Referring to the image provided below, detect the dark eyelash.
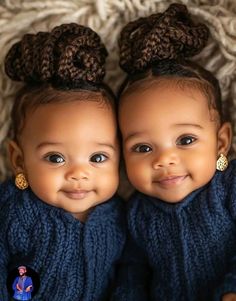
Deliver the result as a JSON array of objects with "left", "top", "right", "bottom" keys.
[
  {"left": 176, "top": 136, "right": 197, "bottom": 146},
  {"left": 131, "top": 144, "right": 152, "bottom": 152},
  {"left": 90, "top": 153, "right": 108, "bottom": 163},
  {"left": 44, "top": 153, "right": 65, "bottom": 163}
]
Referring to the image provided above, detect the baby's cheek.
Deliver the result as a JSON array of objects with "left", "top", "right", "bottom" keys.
[
  {"left": 98, "top": 172, "right": 119, "bottom": 197},
  {"left": 127, "top": 163, "right": 147, "bottom": 188}
]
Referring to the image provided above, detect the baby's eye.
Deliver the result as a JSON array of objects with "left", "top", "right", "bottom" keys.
[
  {"left": 45, "top": 154, "right": 65, "bottom": 164},
  {"left": 176, "top": 136, "right": 196, "bottom": 146},
  {"left": 90, "top": 154, "right": 108, "bottom": 163},
  {"left": 132, "top": 144, "right": 152, "bottom": 153}
]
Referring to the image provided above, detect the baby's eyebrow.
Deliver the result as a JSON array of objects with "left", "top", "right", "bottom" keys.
[
  {"left": 124, "top": 131, "right": 146, "bottom": 143},
  {"left": 36, "top": 142, "right": 62, "bottom": 149},
  {"left": 36, "top": 142, "right": 116, "bottom": 151},
  {"left": 174, "top": 123, "right": 203, "bottom": 129},
  {"left": 96, "top": 143, "right": 116, "bottom": 151}
]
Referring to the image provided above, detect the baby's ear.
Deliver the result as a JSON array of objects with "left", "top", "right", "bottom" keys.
[
  {"left": 8, "top": 140, "right": 25, "bottom": 175},
  {"left": 217, "top": 122, "right": 232, "bottom": 156}
]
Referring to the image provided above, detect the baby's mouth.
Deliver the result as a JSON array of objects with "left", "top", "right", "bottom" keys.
[
  {"left": 62, "top": 189, "right": 91, "bottom": 200},
  {"left": 153, "top": 175, "right": 188, "bottom": 187}
]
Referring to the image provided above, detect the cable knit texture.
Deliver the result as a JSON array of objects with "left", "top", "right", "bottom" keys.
[
  {"left": 114, "top": 159, "right": 236, "bottom": 301},
  {"left": 0, "top": 180, "right": 126, "bottom": 301}
]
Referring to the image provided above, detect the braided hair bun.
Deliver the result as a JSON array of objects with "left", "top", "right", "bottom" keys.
[
  {"left": 5, "top": 23, "right": 108, "bottom": 86},
  {"left": 119, "top": 3, "right": 209, "bottom": 74}
]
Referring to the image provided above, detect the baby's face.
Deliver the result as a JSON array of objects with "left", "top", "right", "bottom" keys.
[
  {"left": 17, "top": 99, "right": 119, "bottom": 220},
  {"left": 119, "top": 81, "right": 230, "bottom": 203}
]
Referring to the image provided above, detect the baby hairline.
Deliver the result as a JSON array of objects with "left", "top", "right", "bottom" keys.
[
  {"left": 118, "top": 75, "right": 223, "bottom": 125},
  {"left": 10, "top": 83, "right": 116, "bottom": 141}
]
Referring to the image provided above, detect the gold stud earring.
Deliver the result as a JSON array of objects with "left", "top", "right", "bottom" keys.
[
  {"left": 216, "top": 154, "right": 228, "bottom": 171},
  {"left": 15, "top": 173, "right": 28, "bottom": 190}
]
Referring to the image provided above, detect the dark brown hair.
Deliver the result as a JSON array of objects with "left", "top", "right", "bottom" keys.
[
  {"left": 118, "top": 3, "right": 224, "bottom": 122},
  {"left": 5, "top": 23, "right": 115, "bottom": 139}
]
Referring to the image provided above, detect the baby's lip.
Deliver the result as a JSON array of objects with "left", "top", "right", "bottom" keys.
[
  {"left": 153, "top": 175, "right": 187, "bottom": 187},
  {"left": 62, "top": 189, "right": 92, "bottom": 200}
]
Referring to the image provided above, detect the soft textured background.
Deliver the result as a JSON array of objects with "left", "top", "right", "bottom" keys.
[{"left": 0, "top": 0, "right": 236, "bottom": 190}]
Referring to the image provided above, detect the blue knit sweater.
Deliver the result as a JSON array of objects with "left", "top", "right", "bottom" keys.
[
  {"left": 113, "top": 160, "right": 236, "bottom": 301},
  {"left": 0, "top": 180, "right": 126, "bottom": 301}
]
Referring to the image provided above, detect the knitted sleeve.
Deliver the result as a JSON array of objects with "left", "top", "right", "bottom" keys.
[
  {"left": 214, "top": 160, "right": 236, "bottom": 300},
  {"left": 0, "top": 211, "right": 11, "bottom": 299},
  {"left": 0, "top": 179, "right": 14, "bottom": 209},
  {"left": 0, "top": 181, "right": 32, "bottom": 300},
  {"left": 111, "top": 232, "right": 151, "bottom": 301}
]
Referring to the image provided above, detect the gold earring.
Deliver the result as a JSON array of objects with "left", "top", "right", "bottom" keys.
[
  {"left": 216, "top": 154, "right": 228, "bottom": 171},
  {"left": 15, "top": 173, "right": 28, "bottom": 190}
]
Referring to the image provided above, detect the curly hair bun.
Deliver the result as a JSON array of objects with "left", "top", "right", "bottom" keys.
[
  {"left": 119, "top": 3, "right": 209, "bottom": 74},
  {"left": 5, "top": 23, "right": 108, "bottom": 85}
]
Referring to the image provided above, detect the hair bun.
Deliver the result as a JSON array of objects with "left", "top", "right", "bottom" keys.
[
  {"left": 119, "top": 3, "right": 209, "bottom": 74},
  {"left": 5, "top": 23, "right": 108, "bottom": 86}
]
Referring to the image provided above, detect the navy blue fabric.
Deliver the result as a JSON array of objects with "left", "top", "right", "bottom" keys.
[
  {"left": 113, "top": 160, "right": 236, "bottom": 301},
  {"left": 0, "top": 180, "right": 126, "bottom": 301}
]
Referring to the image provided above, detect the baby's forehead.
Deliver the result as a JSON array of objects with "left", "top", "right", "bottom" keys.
[
  {"left": 121, "top": 80, "right": 208, "bottom": 107},
  {"left": 119, "top": 81, "right": 220, "bottom": 132},
  {"left": 120, "top": 77, "right": 218, "bottom": 114},
  {"left": 18, "top": 99, "right": 118, "bottom": 147}
]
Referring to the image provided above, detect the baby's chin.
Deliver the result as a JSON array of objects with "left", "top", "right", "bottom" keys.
[{"left": 142, "top": 190, "right": 192, "bottom": 203}]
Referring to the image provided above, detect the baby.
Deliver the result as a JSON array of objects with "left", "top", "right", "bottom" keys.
[
  {"left": 113, "top": 3, "right": 236, "bottom": 301},
  {"left": 0, "top": 23, "right": 125, "bottom": 300}
]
